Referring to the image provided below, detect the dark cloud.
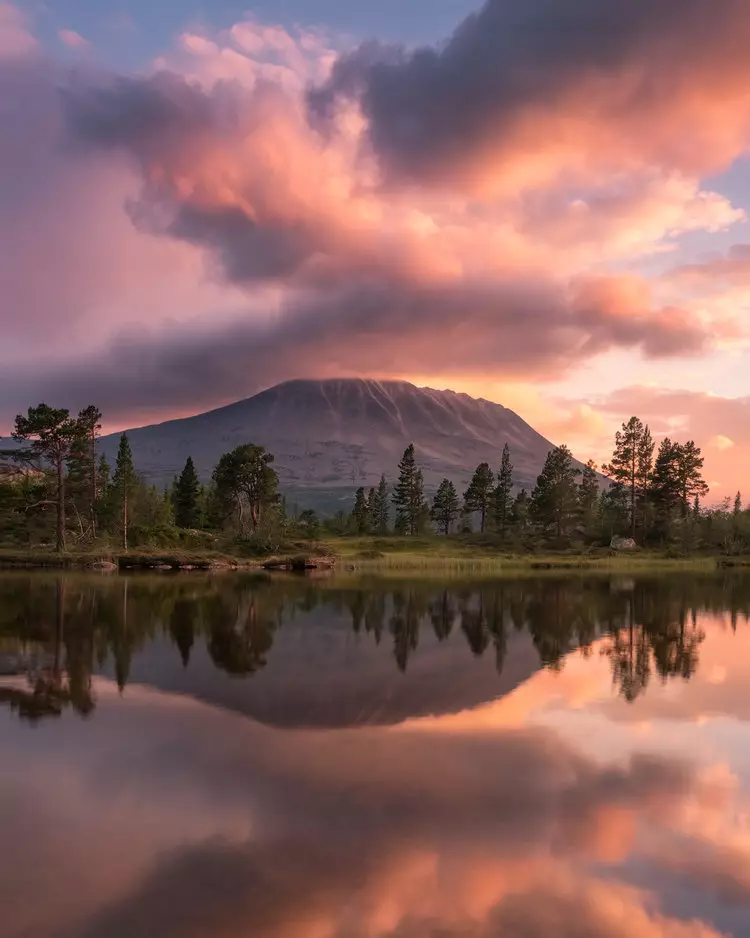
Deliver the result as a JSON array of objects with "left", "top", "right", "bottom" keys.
[
  {"left": 0, "top": 274, "right": 710, "bottom": 426},
  {"left": 310, "top": 0, "right": 750, "bottom": 188}
]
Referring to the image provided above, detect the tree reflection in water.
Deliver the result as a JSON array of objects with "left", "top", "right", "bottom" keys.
[{"left": 0, "top": 571, "right": 747, "bottom": 720}]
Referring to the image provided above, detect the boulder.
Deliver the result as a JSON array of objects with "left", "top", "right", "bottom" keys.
[{"left": 610, "top": 536, "right": 637, "bottom": 551}]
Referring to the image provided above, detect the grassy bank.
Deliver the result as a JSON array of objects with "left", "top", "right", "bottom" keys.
[
  {"left": 318, "top": 536, "right": 722, "bottom": 574},
  {"left": 0, "top": 536, "right": 743, "bottom": 575}
]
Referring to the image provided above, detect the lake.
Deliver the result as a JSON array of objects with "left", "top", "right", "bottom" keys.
[{"left": 2, "top": 571, "right": 750, "bottom": 938}]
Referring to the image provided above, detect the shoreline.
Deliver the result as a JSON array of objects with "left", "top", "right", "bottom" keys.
[{"left": 1, "top": 544, "right": 747, "bottom": 575}]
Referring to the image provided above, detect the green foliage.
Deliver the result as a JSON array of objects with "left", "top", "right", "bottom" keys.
[
  {"left": 352, "top": 486, "right": 369, "bottom": 535},
  {"left": 431, "top": 478, "right": 460, "bottom": 535},
  {"left": 602, "top": 416, "right": 653, "bottom": 538},
  {"left": 174, "top": 457, "right": 201, "bottom": 529},
  {"left": 212, "top": 444, "right": 279, "bottom": 534},
  {"left": 578, "top": 459, "right": 600, "bottom": 531},
  {"left": 463, "top": 462, "right": 495, "bottom": 532},
  {"left": 530, "top": 446, "right": 580, "bottom": 537},
  {"left": 392, "top": 444, "right": 428, "bottom": 535},
  {"left": 493, "top": 444, "right": 514, "bottom": 534},
  {"left": 369, "top": 475, "right": 390, "bottom": 534},
  {"left": 13, "top": 404, "right": 88, "bottom": 551}
]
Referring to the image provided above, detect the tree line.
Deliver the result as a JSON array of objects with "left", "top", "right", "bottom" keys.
[
  {"left": 0, "top": 401, "right": 742, "bottom": 554},
  {"left": 2, "top": 403, "right": 282, "bottom": 552},
  {"left": 345, "top": 417, "right": 733, "bottom": 551}
]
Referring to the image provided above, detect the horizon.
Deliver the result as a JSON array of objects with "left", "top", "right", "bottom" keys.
[{"left": 1, "top": 0, "right": 749, "bottom": 495}]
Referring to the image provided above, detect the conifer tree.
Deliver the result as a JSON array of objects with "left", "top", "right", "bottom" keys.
[
  {"left": 174, "top": 456, "right": 201, "bottom": 529},
  {"left": 463, "top": 462, "right": 495, "bottom": 532},
  {"left": 371, "top": 475, "right": 390, "bottom": 534},
  {"left": 578, "top": 459, "right": 600, "bottom": 531},
  {"left": 392, "top": 445, "right": 427, "bottom": 535},
  {"left": 431, "top": 479, "right": 460, "bottom": 535},
  {"left": 676, "top": 441, "right": 709, "bottom": 517},
  {"left": 493, "top": 444, "right": 514, "bottom": 534},
  {"left": 530, "top": 446, "right": 580, "bottom": 537},
  {"left": 113, "top": 434, "right": 137, "bottom": 550},
  {"left": 352, "top": 486, "right": 369, "bottom": 534},
  {"left": 13, "top": 404, "right": 87, "bottom": 551},
  {"left": 735, "top": 492, "right": 743, "bottom": 516},
  {"left": 511, "top": 489, "right": 530, "bottom": 529},
  {"left": 603, "top": 417, "right": 652, "bottom": 538}
]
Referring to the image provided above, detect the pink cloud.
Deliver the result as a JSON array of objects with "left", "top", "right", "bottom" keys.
[{"left": 58, "top": 28, "right": 89, "bottom": 50}]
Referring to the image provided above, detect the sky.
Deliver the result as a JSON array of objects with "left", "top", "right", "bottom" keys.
[{"left": 3, "top": 0, "right": 750, "bottom": 496}]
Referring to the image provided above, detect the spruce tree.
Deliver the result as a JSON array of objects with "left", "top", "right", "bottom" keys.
[
  {"left": 578, "top": 459, "right": 600, "bottom": 533},
  {"left": 392, "top": 445, "right": 427, "bottom": 535},
  {"left": 371, "top": 475, "right": 390, "bottom": 534},
  {"left": 493, "top": 444, "right": 514, "bottom": 534},
  {"left": 113, "top": 434, "right": 137, "bottom": 550},
  {"left": 650, "top": 438, "right": 681, "bottom": 540},
  {"left": 463, "top": 462, "right": 495, "bottom": 532},
  {"left": 735, "top": 492, "right": 743, "bottom": 516},
  {"left": 675, "top": 441, "right": 708, "bottom": 517},
  {"left": 174, "top": 456, "right": 201, "bottom": 529},
  {"left": 352, "top": 486, "right": 369, "bottom": 534},
  {"left": 431, "top": 478, "right": 459, "bottom": 535},
  {"left": 511, "top": 489, "right": 530, "bottom": 530},
  {"left": 530, "top": 445, "right": 580, "bottom": 537}
]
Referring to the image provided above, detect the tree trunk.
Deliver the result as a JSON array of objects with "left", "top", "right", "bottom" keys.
[
  {"left": 56, "top": 457, "right": 66, "bottom": 552},
  {"left": 90, "top": 431, "right": 97, "bottom": 539},
  {"left": 122, "top": 491, "right": 128, "bottom": 551}
]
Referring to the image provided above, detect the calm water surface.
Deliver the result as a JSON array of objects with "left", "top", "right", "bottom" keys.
[{"left": 3, "top": 571, "right": 750, "bottom": 938}]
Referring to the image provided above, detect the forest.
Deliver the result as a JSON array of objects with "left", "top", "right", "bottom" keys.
[{"left": 1, "top": 404, "right": 748, "bottom": 558}]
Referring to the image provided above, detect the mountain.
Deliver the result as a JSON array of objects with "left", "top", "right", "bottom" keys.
[{"left": 97, "top": 378, "right": 585, "bottom": 510}]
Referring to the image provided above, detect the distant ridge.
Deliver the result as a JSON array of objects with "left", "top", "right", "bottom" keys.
[{"left": 96, "top": 378, "right": 588, "bottom": 511}]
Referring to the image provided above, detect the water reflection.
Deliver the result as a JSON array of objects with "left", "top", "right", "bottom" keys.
[
  {"left": 3, "top": 572, "right": 750, "bottom": 938},
  {"left": 0, "top": 573, "right": 741, "bottom": 719}
]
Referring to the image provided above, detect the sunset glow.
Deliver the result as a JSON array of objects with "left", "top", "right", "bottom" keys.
[{"left": 3, "top": 0, "right": 750, "bottom": 492}]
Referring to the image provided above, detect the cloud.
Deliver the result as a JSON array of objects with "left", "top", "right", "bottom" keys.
[
  {"left": 1, "top": 676, "right": 733, "bottom": 938},
  {"left": 0, "top": 2, "right": 36, "bottom": 58},
  {"left": 310, "top": 0, "right": 750, "bottom": 195},
  {"left": 58, "top": 29, "right": 90, "bottom": 50},
  {"left": 0, "top": 2, "right": 745, "bottom": 431},
  {"left": 553, "top": 386, "right": 750, "bottom": 495}
]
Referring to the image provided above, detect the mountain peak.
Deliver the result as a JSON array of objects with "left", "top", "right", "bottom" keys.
[{"left": 100, "top": 377, "right": 566, "bottom": 511}]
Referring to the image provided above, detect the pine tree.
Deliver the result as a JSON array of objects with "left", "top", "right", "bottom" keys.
[
  {"left": 493, "top": 444, "right": 513, "bottom": 534},
  {"left": 675, "top": 441, "right": 708, "bottom": 517},
  {"left": 578, "top": 459, "right": 599, "bottom": 533},
  {"left": 463, "top": 462, "right": 495, "bottom": 533},
  {"left": 603, "top": 417, "right": 651, "bottom": 538},
  {"left": 371, "top": 475, "right": 390, "bottom": 534},
  {"left": 735, "top": 492, "right": 743, "bottom": 516},
  {"left": 352, "top": 486, "right": 369, "bottom": 534},
  {"left": 392, "top": 445, "right": 427, "bottom": 535},
  {"left": 113, "top": 434, "right": 137, "bottom": 550},
  {"left": 431, "top": 479, "right": 459, "bottom": 535},
  {"left": 13, "top": 404, "right": 87, "bottom": 551},
  {"left": 511, "top": 489, "right": 530, "bottom": 529},
  {"left": 637, "top": 425, "right": 655, "bottom": 534},
  {"left": 650, "top": 438, "right": 681, "bottom": 540},
  {"left": 174, "top": 456, "right": 201, "bottom": 529},
  {"left": 530, "top": 446, "right": 580, "bottom": 537}
]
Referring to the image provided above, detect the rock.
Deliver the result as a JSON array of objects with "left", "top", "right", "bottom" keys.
[
  {"left": 610, "top": 536, "right": 637, "bottom": 551},
  {"left": 88, "top": 560, "right": 117, "bottom": 572}
]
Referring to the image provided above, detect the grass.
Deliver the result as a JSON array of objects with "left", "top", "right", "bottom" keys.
[
  {"left": 315, "top": 535, "right": 723, "bottom": 574},
  {"left": 0, "top": 535, "right": 740, "bottom": 576}
]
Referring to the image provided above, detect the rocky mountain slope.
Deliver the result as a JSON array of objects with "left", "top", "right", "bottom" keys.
[{"left": 94, "top": 378, "right": 586, "bottom": 511}]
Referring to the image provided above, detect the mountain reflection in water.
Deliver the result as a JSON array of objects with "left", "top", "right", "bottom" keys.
[{"left": 2, "top": 571, "right": 750, "bottom": 938}]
